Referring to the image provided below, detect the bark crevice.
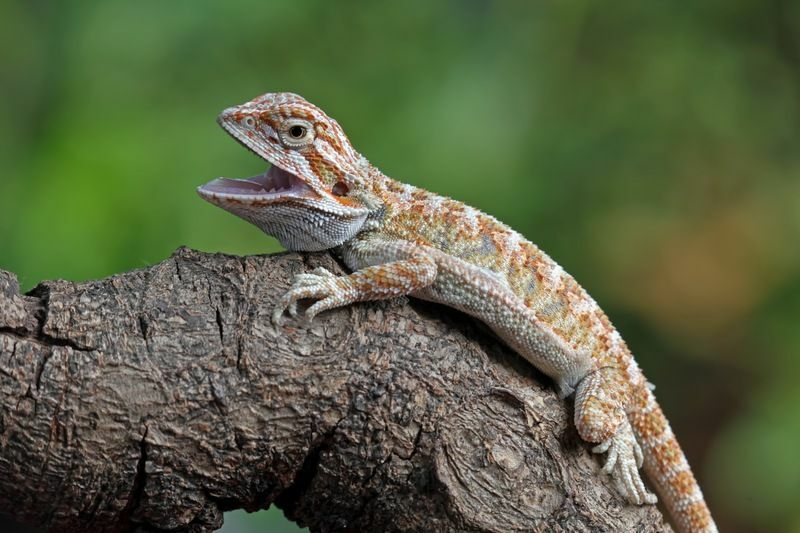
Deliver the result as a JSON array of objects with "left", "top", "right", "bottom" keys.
[{"left": 116, "top": 426, "right": 149, "bottom": 533}]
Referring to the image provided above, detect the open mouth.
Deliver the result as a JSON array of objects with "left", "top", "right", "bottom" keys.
[{"left": 197, "top": 165, "right": 313, "bottom": 202}]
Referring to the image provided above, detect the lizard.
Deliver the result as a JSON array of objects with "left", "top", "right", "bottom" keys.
[{"left": 196, "top": 92, "right": 718, "bottom": 533}]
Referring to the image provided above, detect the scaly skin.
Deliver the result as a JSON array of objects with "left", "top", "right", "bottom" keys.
[{"left": 197, "top": 92, "right": 717, "bottom": 532}]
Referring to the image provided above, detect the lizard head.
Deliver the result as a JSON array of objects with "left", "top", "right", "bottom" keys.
[{"left": 197, "top": 92, "right": 377, "bottom": 251}]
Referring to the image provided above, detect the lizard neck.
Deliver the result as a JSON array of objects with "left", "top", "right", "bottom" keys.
[{"left": 348, "top": 164, "right": 410, "bottom": 233}]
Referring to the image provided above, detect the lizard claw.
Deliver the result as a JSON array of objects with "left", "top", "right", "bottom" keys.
[
  {"left": 592, "top": 423, "right": 656, "bottom": 506},
  {"left": 272, "top": 268, "right": 349, "bottom": 325},
  {"left": 271, "top": 306, "right": 286, "bottom": 326}
]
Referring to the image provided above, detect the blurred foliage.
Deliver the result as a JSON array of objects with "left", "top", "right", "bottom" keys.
[{"left": 1, "top": 1, "right": 799, "bottom": 532}]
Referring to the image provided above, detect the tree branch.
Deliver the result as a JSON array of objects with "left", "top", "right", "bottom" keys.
[{"left": 0, "top": 248, "right": 667, "bottom": 532}]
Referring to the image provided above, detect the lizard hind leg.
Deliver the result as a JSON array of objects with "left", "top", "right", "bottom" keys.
[{"left": 575, "top": 369, "right": 657, "bottom": 506}]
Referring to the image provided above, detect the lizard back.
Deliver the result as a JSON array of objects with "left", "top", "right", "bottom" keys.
[{"left": 374, "top": 174, "right": 641, "bottom": 383}]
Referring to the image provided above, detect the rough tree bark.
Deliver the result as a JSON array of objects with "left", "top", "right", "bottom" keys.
[{"left": 0, "top": 248, "right": 668, "bottom": 532}]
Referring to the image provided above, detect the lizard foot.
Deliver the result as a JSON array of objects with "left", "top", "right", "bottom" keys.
[
  {"left": 272, "top": 267, "right": 350, "bottom": 325},
  {"left": 592, "top": 422, "right": 657, "bottom": 505}
]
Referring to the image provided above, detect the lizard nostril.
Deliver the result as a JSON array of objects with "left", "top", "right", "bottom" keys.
[{"left": 331, "top": 182, "right": 349, "bottom": 197}]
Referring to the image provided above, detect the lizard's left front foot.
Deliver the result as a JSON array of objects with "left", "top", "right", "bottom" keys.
[
  {"left": 272, "top": 267, "right": 353, "bottom": 324},
  {"left": 592, "top": 422, "right": 657, "bottom": 505}
]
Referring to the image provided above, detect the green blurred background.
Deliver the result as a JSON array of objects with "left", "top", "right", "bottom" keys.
[{"left": 1, "top": 1, "right": 799, "bottom": 531}]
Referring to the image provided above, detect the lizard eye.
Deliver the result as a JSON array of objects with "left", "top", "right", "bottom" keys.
[
  {"left": 280, "top": 119, "right": 314, "bottom": 148},
  {"left": 331, "top": 181, "right": 349, "bottom": 197}
]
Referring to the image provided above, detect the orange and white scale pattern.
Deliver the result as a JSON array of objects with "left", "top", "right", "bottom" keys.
[{"left": 202, "top": 92, "right": 716, "bottom": 533}]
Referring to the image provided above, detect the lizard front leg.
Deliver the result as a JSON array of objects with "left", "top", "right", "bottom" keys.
[{"left": 273, "top": 238, "right": 437, "bottom": 324}]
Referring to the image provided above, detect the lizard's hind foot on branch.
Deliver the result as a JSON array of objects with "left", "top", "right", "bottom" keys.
[{"left": 593, "top": 422, "right": 657, "bottom": 506}]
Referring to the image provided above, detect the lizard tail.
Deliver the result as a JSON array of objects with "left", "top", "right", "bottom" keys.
[{"left": 629, "top": 387, "right": 718, "bottom": 533}]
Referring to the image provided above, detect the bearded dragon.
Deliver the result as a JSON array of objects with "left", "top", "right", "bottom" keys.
[{"left": 197, "top": 92, "right": 717, "bottom": 532}]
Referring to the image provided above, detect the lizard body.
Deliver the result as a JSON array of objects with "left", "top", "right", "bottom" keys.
[{"left": 197, "top": 92, "right": 717, "bottom": 532}]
